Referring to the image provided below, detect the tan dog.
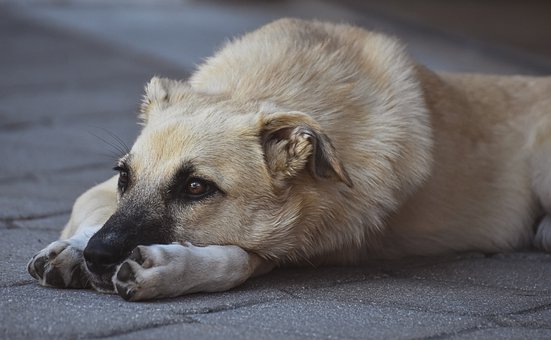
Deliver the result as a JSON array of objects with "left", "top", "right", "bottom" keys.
[{"left": 27, "top": 19, "right": 551, "bottom": 301}]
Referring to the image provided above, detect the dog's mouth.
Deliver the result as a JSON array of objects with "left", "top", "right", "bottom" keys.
[{"left": 83, "top": 262, "right": 117, "bottom": 293}]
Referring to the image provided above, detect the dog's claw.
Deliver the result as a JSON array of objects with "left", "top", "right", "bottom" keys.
[{"left": 114, "top": 260, "right": 140, "bottom": 301}]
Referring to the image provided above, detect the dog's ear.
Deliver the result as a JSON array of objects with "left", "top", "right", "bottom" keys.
[
  {"left": 261, "top": 111, "right": 353, "bottom": 188},
  {"left": 139, "top": 77, "right": 187, "bottom": 123}
]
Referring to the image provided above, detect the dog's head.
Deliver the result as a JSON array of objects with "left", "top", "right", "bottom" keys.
[{"left": 83, "top": 77, "right": 352, "bottom": 289}]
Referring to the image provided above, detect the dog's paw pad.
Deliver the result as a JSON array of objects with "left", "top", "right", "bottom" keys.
[
  {"left": 116, "top": 261, "right": 136, "bottom": 282},
  {"left": 43, "top": 266, "right": 65, "bottom": 287},
  {"left": 27, "top": 241, "right": 87, "bottom": 289},
  {"left": 30, "top": 255, "right": 47, "bottom": 279},
  {"left": 130, "top": 245, "right": 164, "bottom": 269},
  {"left": 114, "top": 263, "right": 137, "bottom": 301},
  {"left": 113, "top": 245, "right": 173, "bottom": 301},
  {"left": 68, "top": 264, "right": 88, "bottom": 288},
  {"left": 113, "top": 261, "right": 141, "bottom": 301}
]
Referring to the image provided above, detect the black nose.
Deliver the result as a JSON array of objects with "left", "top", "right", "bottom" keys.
[{"left": 83, "top": 241, "right": 121, "bottom": 274}]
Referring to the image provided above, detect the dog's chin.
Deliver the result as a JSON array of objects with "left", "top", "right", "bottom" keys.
[{"left": 83, "top": 264, "right": 117, "bottom": 293}]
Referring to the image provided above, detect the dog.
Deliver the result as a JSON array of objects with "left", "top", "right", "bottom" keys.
[{"left": 27, "top": 19, "right": 551, "bottom": 301}]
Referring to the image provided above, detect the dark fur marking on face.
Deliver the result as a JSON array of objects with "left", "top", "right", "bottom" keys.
[
  {"left": 168, "top": 162, "right": 223, "bottom": 203},
  {"left": 169, "top": 162, "right": 195, "bottom": 195},
  {"left": 84, "top": 206, "right": 175, "bottom": 274},
  {"left": 85, "top": 160, "right": 222, "bottom": 279}
]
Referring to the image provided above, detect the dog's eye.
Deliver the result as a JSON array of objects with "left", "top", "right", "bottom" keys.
[
  {"left": 118, "top": 171, "right": 129, "bottom": 191},
  {"left": 113, "top": 166, "right": 129, "bottom": 193},
  {"left": 183, "top": 178, "right": 213, "bottom": 200}
]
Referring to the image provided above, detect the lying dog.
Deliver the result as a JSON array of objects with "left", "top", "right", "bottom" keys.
[{"left": 27, "top": 19, "right": 551, "bottom": 301}]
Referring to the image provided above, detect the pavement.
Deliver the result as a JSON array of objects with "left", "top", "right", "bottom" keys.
[{"left": 1, "top": 1, "right": 551, "bottom": 339}]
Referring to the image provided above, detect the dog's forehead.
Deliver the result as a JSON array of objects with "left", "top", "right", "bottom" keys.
[{"left": 129, "top": 114, "right": 261, "bottom": 177}]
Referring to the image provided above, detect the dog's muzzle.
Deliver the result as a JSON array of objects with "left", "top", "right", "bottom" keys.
[
  {"left": 83, "top": 239, "right": 122, "bottom": 275},
  {"left": 83, "top": 208, "right": 173, "bottom": 275}
]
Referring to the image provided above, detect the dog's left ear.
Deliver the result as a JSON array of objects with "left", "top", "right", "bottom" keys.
[
  {"left": 261, "top": 111, "right": 353, "bottom": 188},
  {"left": 139, "top": 76, "right": 188, "bottom": 123}
]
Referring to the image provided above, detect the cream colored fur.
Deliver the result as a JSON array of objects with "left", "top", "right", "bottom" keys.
[{"left": 28, "top": 19, "right": 551, "bottom": 300}]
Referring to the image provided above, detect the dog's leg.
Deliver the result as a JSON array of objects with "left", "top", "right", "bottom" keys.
[
  {"left": 531, "top": 118, "right": 551, "bottom": 252},
  {"left": 27, "top": 177, "right": 118, "bottom": 288},
  {"left": 112, "top": 243, "right": 273, "bottom": 301}
]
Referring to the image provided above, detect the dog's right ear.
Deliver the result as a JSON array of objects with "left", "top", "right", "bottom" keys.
[
  {"left": 139, "top": 77, "right": 188, "bottom": 123},
  {"left": 261, "top": 111, "right": 353, "bottom": 188}
]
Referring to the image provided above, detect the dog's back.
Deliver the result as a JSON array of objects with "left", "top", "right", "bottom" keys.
[
  {"left": 191, "top": 19, "right": 551, "bottom": 261},
  {"left": 382, "top": 70, "right": 551, "bottom": 257}
]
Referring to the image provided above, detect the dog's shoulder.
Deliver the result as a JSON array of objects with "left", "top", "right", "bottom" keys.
[{"left": 188, "top": 19, "right": 411, "bottom": 101}]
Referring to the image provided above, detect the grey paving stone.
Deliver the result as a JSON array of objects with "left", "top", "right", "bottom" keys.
[
  {"left": 241, "top": 255, "right": 480, "bottom": 292},
  {"left": 0, "top": 228, "right": 59, "bottom": 287},
  {"left": 0, "top": 122, "right": 136, "bottom": 179},
  {"left": 0, "top": 166, "right": 113, "bottom": 220},
  {"left": 1, "top": 48, "right": 155, "bottom": 92},
  {"left": 450, "top": 327, "right": 551, "bottom": 340},
  {"left": 1, "top": 79, "right": 146, "bottom": 128},
  {"left": 287, "top": 277, "right": 551, "bottom": 316},
  {"left": 502, "top": 307, "right": 551, "bottom": 329},
  {"left": 0, "top": 284, "right": 286, "bottom": 339},
  {"left": 491, "top": 251, "right": 551, "bottom": 262},
  {"left": 8, "top": 213, "right": 69, "bottom": 231},
  {"left": 14, "top": 1, "right": 549, "bottom": 75},
  {"left": 110, "top": 322, "right": 307, "bottom": 340},
  {"left": 11, "top": 1, "right": 363, "bottom": 71},
  {"left": 0, "top": 6, "right": 185, "bottom": 139},
  {"left": 0, "top": 7, "right": 184, "bottom": 91},
  {"left": 243, "top": 266, "right": 390, "bottom": 291},
  {"left": 390, "top": 255, "right": 551, "bottom": 292},
  {"left": 191, "top": 299, "right": 484, "bottom": 339}
]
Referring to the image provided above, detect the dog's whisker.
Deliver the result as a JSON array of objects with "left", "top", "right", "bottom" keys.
[{"left": 88, "top": 129, "right": 129, "bottom": 160}]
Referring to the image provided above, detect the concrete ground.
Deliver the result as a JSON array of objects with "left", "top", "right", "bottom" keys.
[{"left": 1, "top": 1, "right": 551, "bottom": 339}]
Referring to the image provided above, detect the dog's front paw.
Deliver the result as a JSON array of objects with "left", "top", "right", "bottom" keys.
[
  {"left": 27, "top": 240, "right": 89, "bottom": 289},
  {"left": 112, "top": 244, "right": 175, "bottom": 301},
  {"left": 113, "top": 243, "right": 255, "bottom": 301}
]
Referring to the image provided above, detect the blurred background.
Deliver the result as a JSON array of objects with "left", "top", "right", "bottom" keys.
[{"left": 1, "top": 0, "right": 550, "bottom": 226}]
